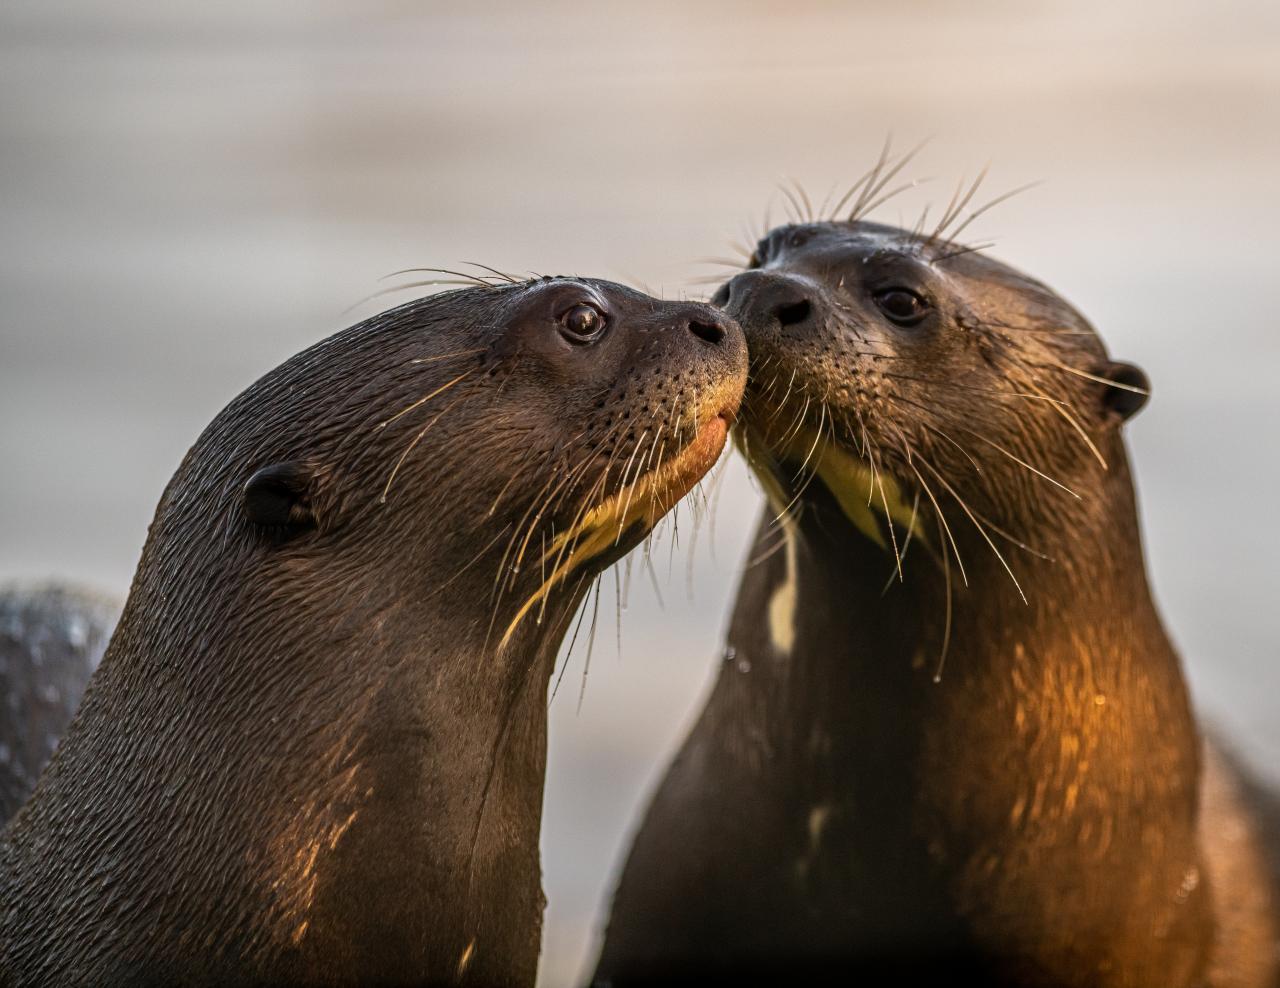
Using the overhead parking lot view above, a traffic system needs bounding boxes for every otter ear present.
[242,462,317,531]
[1096,360,1151,422]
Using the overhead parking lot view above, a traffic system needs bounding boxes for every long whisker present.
[880,372,1066,405]
[549,575,595,706]
[461,261,522,284]
[575,576,604,713]
[779,182,805,224]
[507,439,600,578]
[869,437,903,581]
[380,389,473,502]
[703,451,733,563]
[436,525,513,599]
[494,433,597,592]
[907,456,968,588]
[345,279,486,314]
[944,181,1041,245]
[932,242,996,264]
[956,426,1081,500]
[929,165,989,245]
[917,455,1027,605]
[612,430,652,545]
[772,412,831,526]
[850,137,929,221]
[856,177,931,224]
[932,509,954,683]
[831,136,893,219]
[380,266,506,287]
[882,488,921,594]
[1041,358,1150,395]
[1025,380,1108,469]
[960,501,1054,561]
[876,401,983,476]
[379,370,474,429]
[692,256,751,270]
[795,178,814,222]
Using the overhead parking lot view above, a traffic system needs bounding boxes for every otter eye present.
[559,303,606,344]
[872,288,930,327]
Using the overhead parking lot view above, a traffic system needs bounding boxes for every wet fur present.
[594,221,1279,987]
[0,281,745,986]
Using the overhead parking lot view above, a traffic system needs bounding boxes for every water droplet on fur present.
[723,646,737,663]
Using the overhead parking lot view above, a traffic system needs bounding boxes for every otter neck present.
[718,455,1210,981]
[3,563,579,985]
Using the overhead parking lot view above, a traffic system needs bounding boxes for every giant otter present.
[594,215,1279,986]
[0,277,746,986]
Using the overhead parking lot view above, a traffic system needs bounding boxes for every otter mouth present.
[645,405,734,513]
[499,389,740,648]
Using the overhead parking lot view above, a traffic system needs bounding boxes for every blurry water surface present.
[2,2,1277,983]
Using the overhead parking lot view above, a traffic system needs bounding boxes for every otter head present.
[212,278,747,653]
[714,220,1149,569]
[133,276,742,670]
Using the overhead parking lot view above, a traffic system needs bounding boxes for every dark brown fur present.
[594,222,1279,987]
[0,279,745,987]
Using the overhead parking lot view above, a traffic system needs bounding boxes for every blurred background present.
[1,1,1277,983]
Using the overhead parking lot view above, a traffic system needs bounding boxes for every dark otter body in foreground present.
[1,278,746,987]
[595,218,1279,986]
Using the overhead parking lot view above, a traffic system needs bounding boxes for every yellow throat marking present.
[499,484,651,650]
[499,418,726,650]
[811,440,922,548]
[749,426,926,552]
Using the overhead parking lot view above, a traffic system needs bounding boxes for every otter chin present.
[595,219,1278,987]
[0,276,746,988]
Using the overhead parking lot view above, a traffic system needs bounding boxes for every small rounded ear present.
[242,462,316,531]
[1097,360,1151,422]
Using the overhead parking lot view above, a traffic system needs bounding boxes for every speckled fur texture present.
[0,278,745,987]
[594,222,1279,987]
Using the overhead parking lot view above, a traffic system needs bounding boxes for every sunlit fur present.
[596,218,1278,987]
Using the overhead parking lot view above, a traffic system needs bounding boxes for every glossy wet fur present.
[595,223,1278,986]
[0,279,745,986]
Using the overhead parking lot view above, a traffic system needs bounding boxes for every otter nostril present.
[687,318,726,346]
[774,299,811,327]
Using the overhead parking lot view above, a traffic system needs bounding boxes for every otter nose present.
[679,305,734,346]
[713,271,814,330]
